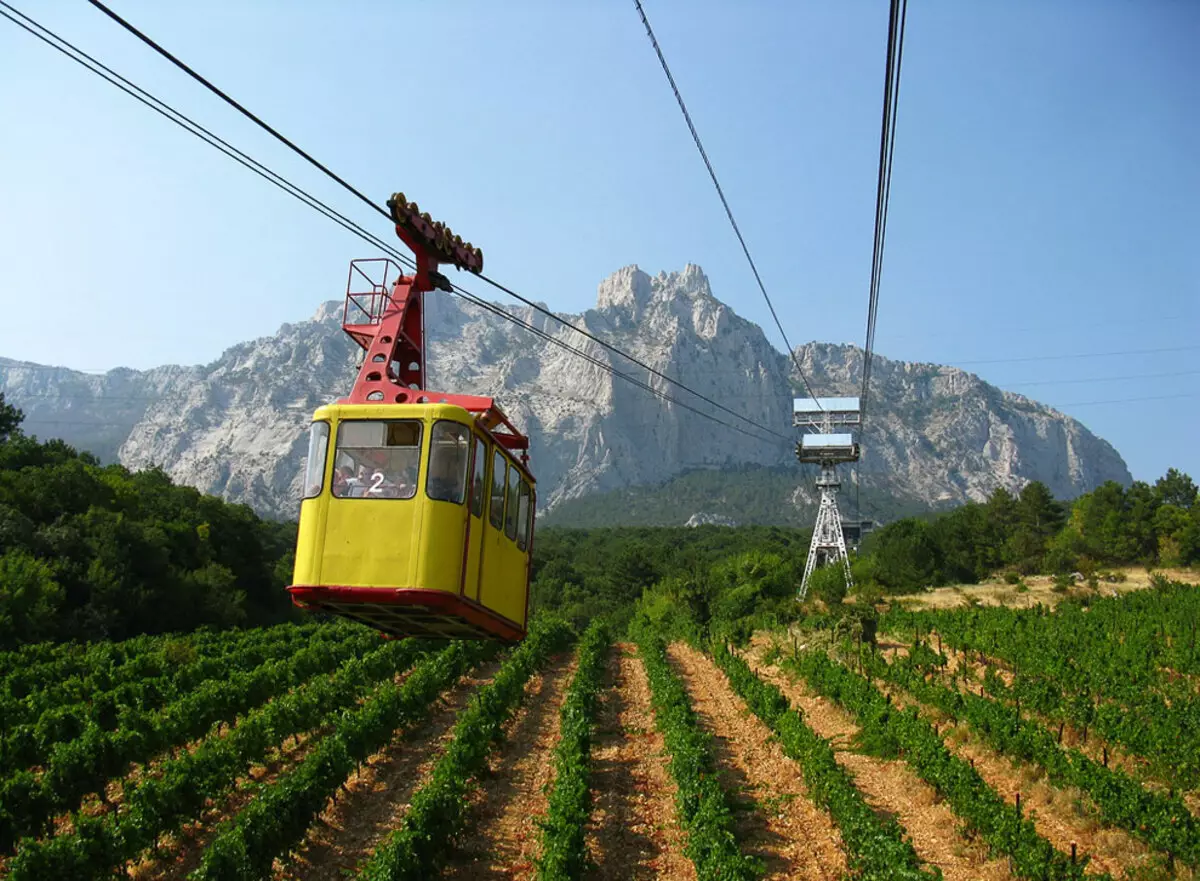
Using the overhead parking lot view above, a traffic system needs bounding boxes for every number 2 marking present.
[368,471,385,494]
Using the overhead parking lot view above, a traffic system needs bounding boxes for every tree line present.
[3,387,1195,648]
[0,393,296,648]
[856,470,1199,594]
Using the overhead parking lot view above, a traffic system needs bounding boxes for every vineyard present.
[1,577,1199,880]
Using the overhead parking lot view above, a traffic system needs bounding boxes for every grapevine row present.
[188,638,493,881]
[7,638,425,880]
[630,626,759,881]
[358,618,575,881]
[784,650,1105,881]
[0,621,321,717]
[536,621,610,881]
[875,642,1200,868]
[0,623,335,775]
[0,628,376,850]
[708,642,937,881]
[884,584,1200,788]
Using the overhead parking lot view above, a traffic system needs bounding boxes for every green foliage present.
[0,393,22,444]
[709,642,937,880]
[532,469,1196,644]
[629,624,760,880]
[357,618,574,881]
[786,649,1101,881]
[0,623,324,774]
[7,629,419,879]
[0,550,62,646]
[532,526,809,632]
[0,627,376,850]
[806,563,848,606]
[0,427,297,647]
[872,642,1200,868]
[854,470,1197,595]
[191,638,495,881]
[537,621,610,880]
[868,518,941,592]
[1155,468,1199,509]
[884,580,1200,789]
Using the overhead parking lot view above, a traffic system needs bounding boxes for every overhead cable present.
[859,0,907,424]
[0,2,785,445]
[79,0,789,442]
[630,0,822,405]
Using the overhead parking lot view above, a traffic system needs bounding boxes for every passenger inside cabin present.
[427,448,467,502]
[332,465,355,496]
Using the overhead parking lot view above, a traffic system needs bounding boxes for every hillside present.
[540,462,938,528]
[0,264,1131,520]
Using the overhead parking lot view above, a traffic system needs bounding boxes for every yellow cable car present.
[287,193,535,642]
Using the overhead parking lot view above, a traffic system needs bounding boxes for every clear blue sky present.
[1,1,1196,484]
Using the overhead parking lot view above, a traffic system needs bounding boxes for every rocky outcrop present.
[686,513,740,528]
[793,343,1131,505]
[0,265,1131,520]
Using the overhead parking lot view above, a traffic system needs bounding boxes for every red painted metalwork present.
[287,585,524,643]
[339,194,529,458]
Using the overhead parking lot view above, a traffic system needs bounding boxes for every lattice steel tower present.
[794,397,861,600]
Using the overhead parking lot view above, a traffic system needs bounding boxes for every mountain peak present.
[1,264,1132,519]
[595,265,653,315]
[595,263,715,317]
[655,263,712,300]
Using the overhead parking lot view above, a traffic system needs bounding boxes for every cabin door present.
[462,435,488,602]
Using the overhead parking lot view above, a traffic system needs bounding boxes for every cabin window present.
[470,437,486,518]
[427,421,470,504]
[489,451,507,529]
[331,420,421,499]
[302,421,330,499]
[504,466,521,540]
[516,480,532,550]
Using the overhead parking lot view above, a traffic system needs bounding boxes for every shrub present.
[806,563,848,606]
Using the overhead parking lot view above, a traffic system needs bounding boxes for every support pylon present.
[793,396,861,601]
[799,463,853,600]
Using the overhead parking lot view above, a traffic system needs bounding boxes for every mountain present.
[0,265,1131,522]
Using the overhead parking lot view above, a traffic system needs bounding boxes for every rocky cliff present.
[0,265,1131,520]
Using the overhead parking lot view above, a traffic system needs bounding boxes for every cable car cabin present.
[288,402,535,643]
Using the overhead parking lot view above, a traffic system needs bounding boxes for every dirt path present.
[668,643,847,881]
[130,728,324,880]
[884,634,1184,798]
[584,643,694,881]
[276,660,502,881]
[441,653,577,880]
[890,636,1200,823]
[868,672,1168,879]
[745,651,1012,881]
